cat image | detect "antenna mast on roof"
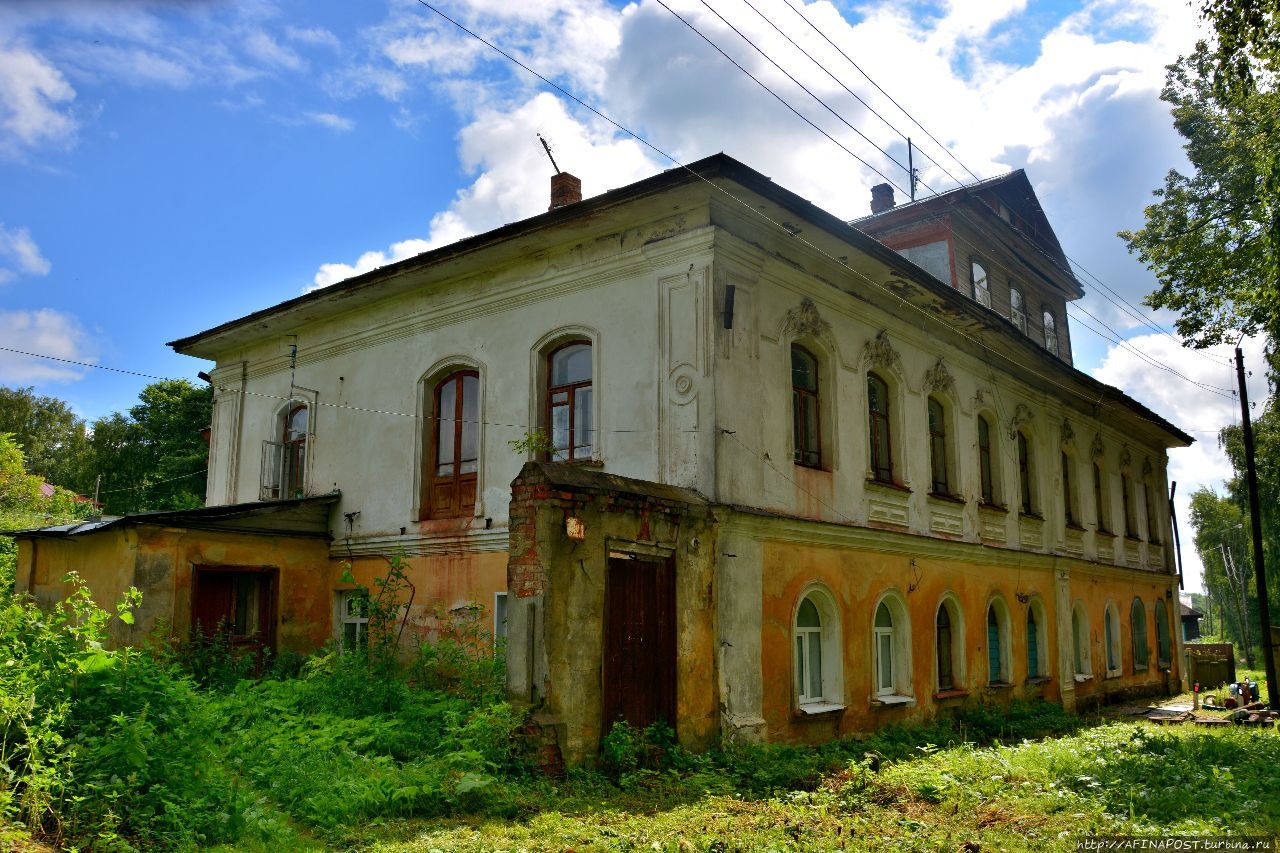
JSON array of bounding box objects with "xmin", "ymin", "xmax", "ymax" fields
[
  {"xmin": 907, "ymin": 137, "xmax": 918, "ymax": 202},
  {"xmin": 537, "ymin": 133, "xmax": 561, "ymax": 174}
]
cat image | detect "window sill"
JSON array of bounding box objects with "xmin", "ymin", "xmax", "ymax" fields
[
  {"xmin": 794, "ymin": 461, "xmax": 830, "ymax": 473},
  {"xmin": 544, "ymin": 457, "xmax": 604, "ymax": 468},
  {"xmin": 1095, "ymin": 529, "xmax": 1116, "ymax": 539},
  {"xmin": 986, "ymin": 681, "xmax": 1014, "ymax": 690},
  {"xmin": 927, "ymin": 491, "xmax": 965, "ymax": 505},
  {"xmin": 1134, "ymin": 665, "xmax": 1149, "ymax": 673},
  {"xmin": 978, "ymin": 502, "xmax": 1008, "ymax": 514},
  {"xmin": 794, "ymin": 701, "xmax": 845, "ymax": 719},
  {"xmin": 933, "ymin": 688, "xmax": 970, "ymax": 700},
  {"xmin": 1073, "ymin": 673, "xmax": 1093, "ymax": 683},
  {"xmin": 872, "ymin": 693, "xmax": 916, "ymax": 708},
  {"xmin": 1065, "ymin": 522, "xmax": 1087, "ymax": 532},
  {"xmin": 866, "ymin": 478, "xmax": 912, "ymax": 494},
  {"xmin": 1019, "ymin": 512, "xmax": 1044, "ymax": 523},
  {"xmin": 1025, "ymin": 676, "xmax": 1053, "ymax": 686},
  {"xmin": 1104, "ymin": 669, "xmax": 1122, "ymax": 680},
  {"xmin": 1124, "ymin": 534, "xmax": 1142, "ymax": 543}
]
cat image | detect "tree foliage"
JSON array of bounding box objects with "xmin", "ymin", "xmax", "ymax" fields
[
  {"xmin": 1120, "ymin": 43, "xmax": 1280, "ymax": 346},
  {"xmin": 0, "ymin": 433, "xmax": 92, "ymax": 593},
  {"xmin": 0, "ymin": 387, "xmax": 90, "ymax": 490}
]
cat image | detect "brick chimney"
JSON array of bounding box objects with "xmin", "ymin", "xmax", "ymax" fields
[
  {"xmin": 549, "ymin": 172, "xmax": 582, "ymax": 210},
  {"xmin": 870, "ymin": 183, "xmax": 895, "ymax": 214}
]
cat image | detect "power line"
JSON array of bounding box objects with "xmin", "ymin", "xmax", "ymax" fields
[
  {"xmin": 653, "ymin": 0, "xmax": 912, "ymax": 197},
  {"xmin": 0, "ymin": 346, "xmax": 172, "ymax": 381},
  {"xmin": 403, "ymin": 0, "xmax": 1205, "ymax": 438},
  {"xmin": 647, "ymin": 1, "xmax": 1238, "ymax": 399}
]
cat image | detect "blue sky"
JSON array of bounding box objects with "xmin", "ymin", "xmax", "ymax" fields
[{"xmin": 0, "ymin": 0, "xmax": 1254, "ymax": 588}]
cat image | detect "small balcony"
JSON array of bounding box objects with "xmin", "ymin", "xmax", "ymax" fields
[{"xmin": 261, "ymin": 440, "xmax": 306, "ymax": 501}]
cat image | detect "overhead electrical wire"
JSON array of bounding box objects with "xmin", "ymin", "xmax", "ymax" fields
[{"xmin": 647, "ymin": 0, "xmax": 1238, "ymax": 396}]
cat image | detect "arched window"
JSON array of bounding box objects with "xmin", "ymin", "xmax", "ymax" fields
[
  {"xmin": 1043, "ymin": 309, "xmax": 1058, "ymax": 356},
  {"xmin": 1154, "ymin": 599, "xmax": 1172, "ymax": 668},
  {"xmin": 928, "ymin": 397, "xmax": 949, "ymax": 495},
  {"xmin": 792, "ymin": 345, "xmax": 821, "ymax": 468},
  {"xmin": 1010, "ymin": 286, "xmax": 1026, "ymax": 334},
  {"xmin": 283, "ymin": 403, "xmax": 308, "ymax": 498},
  {"xmin": 1104, "ymin": 603, "xmax": 1121, "ymax": 675},
  {"xmin": 1131, "ymin": 598, "xmax": 1149, "ymax": 671},
  {"xmin": 874, "ymin": 601, "xmax": 895, "ymax": 695},
  {"xmin": 987, "ymin": 601, "xmax": 1010, "ymax": 685},
  {"xmin": 868, "ymin": 373, "xmax": 893, "ymax": 483},
  {"xmin": 978, "ymin": 414, "xmax": 996, "ymax": 505},
  {"xmin": 1093, "ymin": 461, "xmax": 1109, "ymax": 533},
  {"xmin": 1122, "ymin": 473, "xmax": 1137, "ymax": 538},
  {"xmin": 548, "ymin": 341, "xmax": 592, "ymax": 461},
  {"xmin": 794, "ymin": 587, "xmax": 843, "ymax": 709},
  {"xmin": 1017, "ymin": 431, "xmax": 1035, "ymax": 515},
  {"xmin": 1072, "ymin": 602, "xmax": 1091, "ymax": 677},
  {"xmin": 971, "ymin": 260, "xmax": 991, "ymax": 308},
  {"xmin": 425, "ymin": 370, "xmax": 479, "ymax": 519},
  {"xmin": 1026, "ymin": 601, "xmax": 1048, "ymax": 679},
  {"xmin": 936, "ymin": 597, "xmax": 964, "ymax": 691},
  {"xmin": 1062, "ymin": 452, "xmax": 1077, "ymax": 526}
]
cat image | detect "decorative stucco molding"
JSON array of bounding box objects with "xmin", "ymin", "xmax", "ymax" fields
[
  {"xmin": 1120, "ymin": 445, "xmax": 1132, "ymax": 470},
  {"xmin": 1142, "ymin": 456, "xmax": 1154, "ymax": 478},
  {"xmin": 862, "ymin": 329, "xmax": 902, "ymax": 373},
  {"xmin": 1061, "ymin": 418, "xmax": 1075, "ymax": 449},
  {"xmin": 923, "ymin": 358, "xmax": 955, "ymax": 396},
  {"xmin": 1090, "ymin": 432, "xmax": 1106, "ymax": 461},
  {"xmin": 782, "ymin": 297, "xmax": 831, "ymax": 341},
  {"xmin": 1008, "ymin": 403, "xmax": 1033, "ymax": 440}
]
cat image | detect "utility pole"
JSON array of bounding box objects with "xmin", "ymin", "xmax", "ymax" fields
[{"xmin": 1235, "ymin": 345, "xmax": 1278, "ymax": 710}]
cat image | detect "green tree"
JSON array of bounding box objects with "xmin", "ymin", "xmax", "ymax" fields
[
  {"xmin": 1119, "ymin": 43, "xmax": 1280, "ymax": 346},
  {"xmin": 86, "ymin": 379, "xmax": 211, "ymax": 515},
  {"xmin": 0, "ymin": 433, "xmax": 91, "ymax": 593},
  {"xmin": 1189, "ymin": 487, "xmax": 1257, "ymax": 662},
  {"xmin": 0, "ymin": 386, "xmax": 90, "ymax": 490}
]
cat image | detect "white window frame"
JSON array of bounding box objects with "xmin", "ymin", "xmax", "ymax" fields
[
  {"xmin": 793, "ymin": 586, "xmax": 844, "ymax": 713},
  {"xmin": 971, "ymin": 259, "xmax": 991, "ymax": 309},
  {"xmin": 336, "ymin": 589, "xmax": 369, "ymax": 654},
  {"xmin": 872, "ymin": 591, "xmax": 913, "ymax": 703},
  {"xmin": 1010, "ymin": 285, "xmax": 1027, "ymax": 334}
]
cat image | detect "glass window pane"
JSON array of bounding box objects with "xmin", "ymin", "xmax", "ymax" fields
[
  {"xmin": 791, "ymin": 347, "xmax": 818, "ymax": 391},
  {"xmin": 875, "ymin": 602, "xmax": 892, "ymax": 629},
  {"xmin": 802, "ymin": 396, "xmax": 819, "ymax": 454},
  {"xmin": 809, "ymin": 632, "xmax": 822, "ymax": 698},
  {"xmin": 795, "ymin": 636, "xmax": 804, "ymax": 696},
  {"xmin": 574, "ymin": 386, "xmax": 593, "ymax": 458},
  {"xmin": 551, "ymin": 343, "xmax": 591, "ymax": 385},
  {"xmin": 551, "ymin": 404, "xmax": 570, "ymax": 455},
  {"xmin": 437, "ymin": 379, "xmax": 457, "ymax": 470},
  {"xmin": 987, "ymin": 610, "xmax": 1001, "ymax": 682},
  {"xmin": 287, "ymin": 405, "xmax": 308, "ymax": 440},
  {"xmin": 878, "ymin": 634, "xmax": 893, "ymax": 690},
  {"xmin": 797, "ymin": 598, "xmax": 820, "ymax": 628},
  {"xmin": 460, "ymin": 375, "xmax": 479, "ymax": 470},
  {"xmin": 867, "ymin": 375, "xmax": 886, "ymax": 414}
]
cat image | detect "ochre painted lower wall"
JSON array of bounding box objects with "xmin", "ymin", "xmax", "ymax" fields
[{"xmin": 759, "ymin": 540, "xmax": 1177, "ymax": 744}]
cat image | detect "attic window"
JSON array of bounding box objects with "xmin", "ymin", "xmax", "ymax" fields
[
  {"xmin": 971, "ymin": 261, "xmax": 991, "ymax": 309},
  {"xmin": 1043, "ymin": 309, "xmax": 1058, "ymax": 356},
  {"xmin": 1010, "ymin": 286, "xmax": 1027, "ymax": 334}
]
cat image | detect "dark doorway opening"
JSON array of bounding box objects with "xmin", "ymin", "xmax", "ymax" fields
[
  {"xmin": 191, "ymin": 566, "xmax": 277, "ymax": 656},
  {"xmin": 602, "ymin": 555, "xmax": 676, "ymax": 734}
]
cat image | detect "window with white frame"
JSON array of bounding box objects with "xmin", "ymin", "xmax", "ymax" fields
[
  {"xmin": 971, "ymin": 260, "xmax": 991, "ymax": 309},
  {"xmin": 1072, "ymin": 601, "xmax": 1092, "ymax": 677},
  {"xmin": 793, "ymin": 587, "xmax": 843, "ymax": 710},
  {"xmin": 1131, "ymin": 598, "xmax": 1148, "ymax": 671},
  {"xmin": 493, "ymin": 591, "xmax": 508, "ymax": 643},
  {"xmin": 1104, "ymin": 602, "xmax": 1121, "ymax": 676},
  {"xmin": 1043, "ymin": 309, "xmax": 1059, "ymax": 356},
  {"xmin": 986, "ymin": 599, "xmax": 1011, "ymax": 685},
  {"xmin": 873, "ymin": 593, "xmax": 912, "ymax": 701},
  {"xmin": 1010, "ymin": 285, "xmax": 1027, "ymax": 334},
  {"xmin": 337, "ymin": 589, "xmax": 369, "ymax": 654}
]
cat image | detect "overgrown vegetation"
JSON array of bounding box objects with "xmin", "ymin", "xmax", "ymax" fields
[{"xmin": 3, "ymin": 572, "xmax": 1277, "ymax": 851}]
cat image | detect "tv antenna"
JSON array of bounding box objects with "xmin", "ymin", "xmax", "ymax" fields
[{"xmin": 537, "ymin": 133, "xmax": 561, "ymax": 174}]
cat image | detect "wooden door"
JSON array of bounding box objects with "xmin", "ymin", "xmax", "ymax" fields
[
  {"xmin": 191, "ymin": 567, "xmax": 276, "ymax": 653},
  {"xmin": 602, "ymin": 556, "xmax": 676, "ymax": 733}
]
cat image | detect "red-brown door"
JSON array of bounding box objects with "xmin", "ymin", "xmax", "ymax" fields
[
  {"xmin": 191, "ymin": 567, "xmax": 276, "ymax": 653},
  {"xmin": 602, "ymin": 556, "xmax": 676, "ymax": 734}
]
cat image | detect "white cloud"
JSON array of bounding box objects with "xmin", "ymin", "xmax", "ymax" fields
[
  {"xmin": 286, "ymin": 25, "xmax": 340, "ymax": 50},
  {"xmin": 0, "ymin": 309, "xmax": 93, "ymax": 383},
  {"xmin": 1092, "ymin": 334, "xmax": 1267, "ymax": 592},
  {"xmin": 304, "ymin": 111, "xmax": 354, "ymax": 131},
  {"xmin": 0, "ymin": 223, "xmax": 51, "ymax": 283},
  {"xmin": 243, "ymin": 30, "xmax": 304, "ymax": 71},
  {"xmin": 0, "ymin": 41, "xmax": 76, "ymax": 159}
]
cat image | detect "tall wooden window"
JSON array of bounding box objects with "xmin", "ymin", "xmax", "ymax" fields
[
  {"xmin": 283, "ymin": 404, "xmax": 308, "ymax": 498},
  {"xmin": 425, "ymin": 370, "xmax": 479, "ymax": 519},
  {"xmin": 1145, "ymin": 483, "xmax": 1162, "ymax": 543},
  {"xmin": 1131, "ymin": 598, "xmax": 1148, "ymax": 671},
  {"xmin": 971, "ymin": 260, "xmax": 991, "ymax": 308},
  {"xmin": 791, "ymin": 345, "xmax": 821, "ymax": 468},
  {"xmin": 978, "ymin": 415, "xmax": 995, "ymax": 505},
  {"xmin": 1072, "ymin": 606, "xmax": 1088, "ymax": 676},
  {"xmin": 987, "ymin": 605, "xmax": 1005, "ymax": 684},
  {"xmin": 548, "ymin": 342, "xmax": 592, "ymax": 461},
  {"xmin": 1043, "ymin": 309, "xmax": 1058, "ymax": 356},
  {"xmin": 936, "ymin": 604, "xmax": 954, "ymax": 690},
  {"xmin": 1122, "ymin": 473, "xmax": 1137, "ymax": 538},
  {"xmin": 1062, "ymin": 451, "xmax": 1075, "ymax": 526},
  {"xmin": 1010, "ymin": 286, "xmax": 1027, "ymax": 334},
  {"xmin": 874, "ymin": 601, "xmax": 895, "ymax": 695},
  {"xmin": 1017, "ymin": 431, "xmax": 1034, "ymax": 515},
  {"xmin": 928, "ymin": 397, "xmax": 948, "ymax": 494},
  {"xmin": 1093, "ymin": 461, "xmax": 1108, "ymax": 532},
  {"xmin": 868, "ymin": 373, "xmax": 893, "ymax": 483},
  {"xmin": 1155, "ymin": 599, "xmax": 1171, "ymax": 667}
]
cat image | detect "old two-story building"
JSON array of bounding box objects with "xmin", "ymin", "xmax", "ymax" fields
[{"xmin": 13, "ymin": 154, "xmax": 1189, "ymax": 765}]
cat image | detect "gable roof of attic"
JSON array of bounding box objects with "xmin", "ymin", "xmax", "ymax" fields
[{"xmin": 853, "ymin": 169, "xmax": 1084, "ymax": 300}]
